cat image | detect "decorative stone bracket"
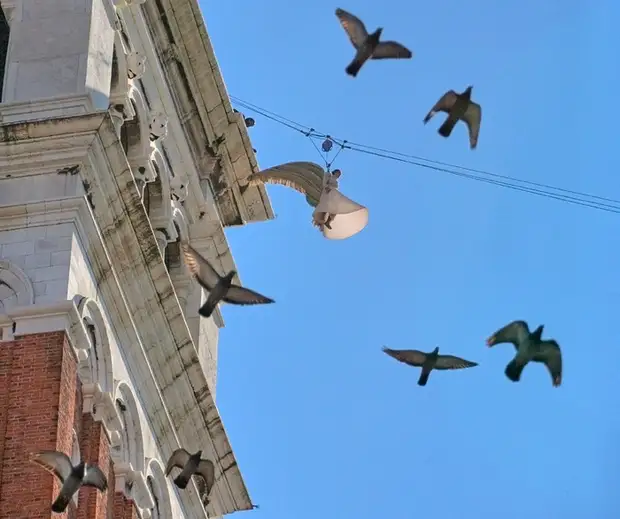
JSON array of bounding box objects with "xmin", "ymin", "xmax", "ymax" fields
[
  {"xmin": 82, "ymin": 382, "xmax": 123, "ymax": 447},
  {"xmin": 114, "ymin": 462, "xmax": 155, "ymax": 518}
]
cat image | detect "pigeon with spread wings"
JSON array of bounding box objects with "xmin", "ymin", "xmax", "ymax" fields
[
  {"xmin": 335, "ymin": 8, "xmax": 412, "ymax": 77},
  {"xmin": 382, "ymin": 346, "xmax": 478, "ymax": 386},
  {"xmin": 486, "ymin": 320, "xmax": 562, "ymax": 387},
  {"xmin": 423, "ymin": 86, "xmax": 482, "ymax": 149},
  {"xmin": 165, "ymin": 448, "xmax": 215, "ymax": 503},
  {"xmin": 31, "ymin": 450, "xmax": 107, "ymax": 513},
  {"xmin": 182, "ymin": 242, "xmax": 274, "ymax": 318}
]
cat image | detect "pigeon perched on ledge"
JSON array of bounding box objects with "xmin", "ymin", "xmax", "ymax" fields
[
  {"xmin": 486, "ymin": 320, "xmax": 562, "ymax": 387},
  {"xmin": 30, "ymin": 450, "xmax": 107, "ymax": 513},
  {"xmin": 165, "ymin": 448, "xmax": 215, "ymax": 496},
  {"xmin": 335, "ymin": 8, "xmax": 412, "ymax": 77},
  {"xmin": 423, "ymin": 86, "xmax": 482, "ymax": 149},
  {"xmin": 382, "ymin": 346, "xmax": 478, "ymax": 386},
  {"xmin": 181, "ymin": 242, "xmax": 275, "ymax": 318}
]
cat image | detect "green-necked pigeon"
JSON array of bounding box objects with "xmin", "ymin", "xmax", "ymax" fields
[
  {"xmin": 486, "ymin": 320, "xmax": 562, "ymax": 387},
  {"xmin": 423, "ymin": 86, "xmax": 482, "ymax": 149}
]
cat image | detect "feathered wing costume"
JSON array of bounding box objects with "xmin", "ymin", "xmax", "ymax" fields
[{"xmin": 246, "ymin": 161, "xmax": 368, "ymax": 240}]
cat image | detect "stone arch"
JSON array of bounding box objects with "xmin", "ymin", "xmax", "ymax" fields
[
  {"xmin": 71, "ymin": 429, "xmax": 80, "ymax": 506},
  {"xmin": 0, "ymin": 260, "xmax": 34, "ymax": 312},
  {"xmin": 145, "ymin": 458, "xmax": 173, "ymax": 519},
  {"xmin": 112, "ymin": 380, "xmax": 145, "ymax": 474},
  {"xmin": 74, "ymin": 295, "xmax": 114, "ymax": 394}
]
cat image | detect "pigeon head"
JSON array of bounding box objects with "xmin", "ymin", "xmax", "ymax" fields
[
  {"xmin": 531, "ymin": 325, "xmax": 544, "ymax": 341},
  {"xmin": 431, "ymin": 346, "xmax": 439, "ymax": 354},
  {"xmin": 369, "ymin": 28, "xmax": 383, "ymax": 41},
  {"xmin": 462, "ymin": 86, "xmax": 473, "ymax": 99},
  {"xmin": 223, "ymin": 271, "xmax": 236, "ymax": 283},
  {"xmin": 193, "ymin": 450, "xmax": 203, "ymax": 458}
]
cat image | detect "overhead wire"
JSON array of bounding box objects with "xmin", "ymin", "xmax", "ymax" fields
[{"xmin": 230, "ymin": 95, "xmax": 620, "ymax": 214}]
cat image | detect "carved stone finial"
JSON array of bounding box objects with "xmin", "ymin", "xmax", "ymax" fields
[
  {"xmin": 127, "ymin": 51, "xmax": 147, "ymax": 80},
  {"xmin": 170, "ymin": 175, "xmax": 188, "ymax": 202},
  {"xmin": 148, "ymin": 111, "xmax": 168, "ymax": 143}
]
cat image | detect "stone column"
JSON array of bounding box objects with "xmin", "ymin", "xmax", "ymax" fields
[{"xmin": 1, "ymin": 0, "xmax": 116, "ymax": 117}]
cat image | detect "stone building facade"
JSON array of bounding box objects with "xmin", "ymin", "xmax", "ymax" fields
[{"xmin": 0, "ymin": 1, "xmax": 273, "ymax": 518}]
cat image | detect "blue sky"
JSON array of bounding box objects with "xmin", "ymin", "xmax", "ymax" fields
[{"xmin": 201, "ymin": 1, "xmax": 619, "ymax": 518}]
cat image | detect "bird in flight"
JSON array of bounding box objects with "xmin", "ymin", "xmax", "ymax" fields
[
  {"xmin": 486, "ymin": 320, "xmax": 562, "ymax": 387},
  {"xmin": 335, "ymin": 8, "xmax": 412, "ymax": 77},
  {"xmin": 423, "ymin": 86, "xmax": 482, "ymax": 149},
  {"xmin": 182, "ymin": 242, "xmax": 275, "ymax": 318},
  {"xmin": 382, "ymin": 346, "xmax": 478, "ymax": 386},
  {"xmin": 165, "ymin": 448, "xmax": 215, "ymax": 501},
  {"xmin": 30, "ymin": 450, "xmax": 107, "ymax": 513}
]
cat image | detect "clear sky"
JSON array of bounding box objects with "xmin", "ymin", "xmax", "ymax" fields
[{"xmin": 201, "ymin": 1, "xmax": 619, "ymax": 518}]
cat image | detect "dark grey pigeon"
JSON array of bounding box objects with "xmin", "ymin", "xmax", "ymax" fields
[
  {"xmin": 423, "ymin": 86, "xmax": 482, "ymax": 149},
  {"xmin": 382, "ymin": 346, "xmax": 478, "ymax": 386},
  {"xmin": 182, "ymin": 242, "xmax": 275, "ymax": 318},
  {"xmin": 486, "ymin": 320, "xmax": 562, "ymax": 387},
  {"xmin": 335, "ymin": 8, "xmax": 412, "ymax": 77},
  {"xmin": 31, "ymin": 450, "xmax": 107, "ymax": 513},
  {"xmin": 165, "ymin": 448, "xmax": 215, "ymax": 498}
]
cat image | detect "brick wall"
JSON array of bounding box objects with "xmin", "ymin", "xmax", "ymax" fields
[{"xmin": 0, "ymin": 332, "xmax": 139, "ymax": 519}]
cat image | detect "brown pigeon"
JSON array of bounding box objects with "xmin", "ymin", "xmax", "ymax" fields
[
  {"xmin": 486, "ymin": 320, "xmax": 562, "ymax": 387},
  {"xmin": 31, "ymin": 450, "xmax": 107, "ymax": 513},
  {"xmin": 181, "ymin": 242, "xmax": 274, "ymax": 318},
  {"xmin": 165, "ymin": 448, "xmax": 215, "ymax": 499},
  {"xmin": 335, "ymin": 8, "xmax": 412, "ymax": 77},
  {"xmin": 382, "ymin": 346, "xmax": 478, "ymax": 386},
  {"xmin": 423, "ymin": 86, "xmax": 482, "ymax": 149}
]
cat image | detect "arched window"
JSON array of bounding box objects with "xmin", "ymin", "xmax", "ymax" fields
[
  {"xmin": 147, "ymin": 475, "xmax": 161, "ymax": 519},
  {"xmin": 0, "ymin": 7, "xmax": 9, "ymax": 102}
]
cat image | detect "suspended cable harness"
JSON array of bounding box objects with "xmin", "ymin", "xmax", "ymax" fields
[{"xmin": 233, "ymin": 95, "xmax": 620, "ymax": 219}]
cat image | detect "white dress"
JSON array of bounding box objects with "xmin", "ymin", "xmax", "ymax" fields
[{"xmin": 312, "ymin": 172, "xmax": 369, "ymax": 240}]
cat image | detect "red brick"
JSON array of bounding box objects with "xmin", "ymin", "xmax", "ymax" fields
[
  {"xmin": 0, "ymin": 332, "xmax": 77, "ymax": 519},
  {"xmin": 112, "ymin": 488, "xmax": 139, "ymax": 519},
  {"xmin": 77, "ymin": 414, "xmax": 110, "ymax": 519}
]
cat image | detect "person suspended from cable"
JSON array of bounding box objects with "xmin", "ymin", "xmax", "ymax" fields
[{"xmin": 245, "ymin": 162, "xmax": 368, "ymax": 240}]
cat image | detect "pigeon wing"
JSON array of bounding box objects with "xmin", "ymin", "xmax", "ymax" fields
[
  {"xmin": 371, "ymin": 41, "xmax": 412, "ymax": 60},
  {"xmin": 434, "ymin": 355, "xmax": 478, "ymax": 370},
  {"xmin": 221, "ymin": 284, "xmax": 275, "ymax": 306},
  {"xmin": 335, "ymin": 8, "xmax": 369, "ymax": 49},
  {"xmin": 196, "ymin": 459, "xmax": 216, "ymax": 494},
  {"xmin": 31, "ymin": 450, "xmax": 74, "ymax": 483},
  {"xmin": 181, "ymin": 243, "xmax": 221, "ymax": 291},
  {"xmin": 533, "ymin": 340, "xmax": 562, "ymax": 387},
  {"xmin": 423, "ymin": 91, "xmax": 458, "ymax": 123},
  {"xmin": 487, "ymin": 320, "xmax": 530, "ymax": 349},
  {"xmin": 83, "ymin": 465, "xmax": 108, "ymax": 491},
  {"xmin": 382, "ymin": 347, "xmax": 427, "ymax": 367},
  {"xmin": 463, "ymin": 102, "xmax": 482, "ymax": 149},
  {"xmin": 165, "ymin": 448, "xmax": 191, "ymax": 476}
]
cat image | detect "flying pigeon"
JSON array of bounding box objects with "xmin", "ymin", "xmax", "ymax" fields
[
  {"xmin": 335, "ymin": 8, "xmax": 412, "ymax": 77},
  {"xmin": 486, "ymin": 320, "xmax": 562, "ymax": 387},
  {"xmin": 165, "ymin": 448, "xmax": 215, "ymax": 497},
  {"xmin": 181, "ymin": 242, "xmax": 275, "ymax": 318},
  {"xmin": 30, "ymin": 450, "xmax": 107, "ymax": 513},
  {"xmin": 423, "ymin": 86, "xmax": 482, "ymax": 149},
  {"xmin": 382, "ymin": 346, "xmax": 478, "ymax": 386}
]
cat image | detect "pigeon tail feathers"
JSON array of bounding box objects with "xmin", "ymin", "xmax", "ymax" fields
[
  {"xmin": 505, "ymin": 359, "xmax": 525, "ymax": 382},
  {"xmin": 198, "ymin": 300, "xmax": 218, "ymax": 318},
  {"xmin": 174, "ymin": 473, "xmax": 191, "ymax": 489},
  {"xmin": 438, "ymin": 116, "xmax": 458, "ymax": 138},
  {"xmin": 345, "ymin": 59, "xmax": 363, "ymax": 77},
  {"xmin": 51, "ymin": 492, "xmax": 72, "ymax": 513},
  {"xmin": 417, "ymin": 370, "xmax": 430, "ymax": 386}
]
